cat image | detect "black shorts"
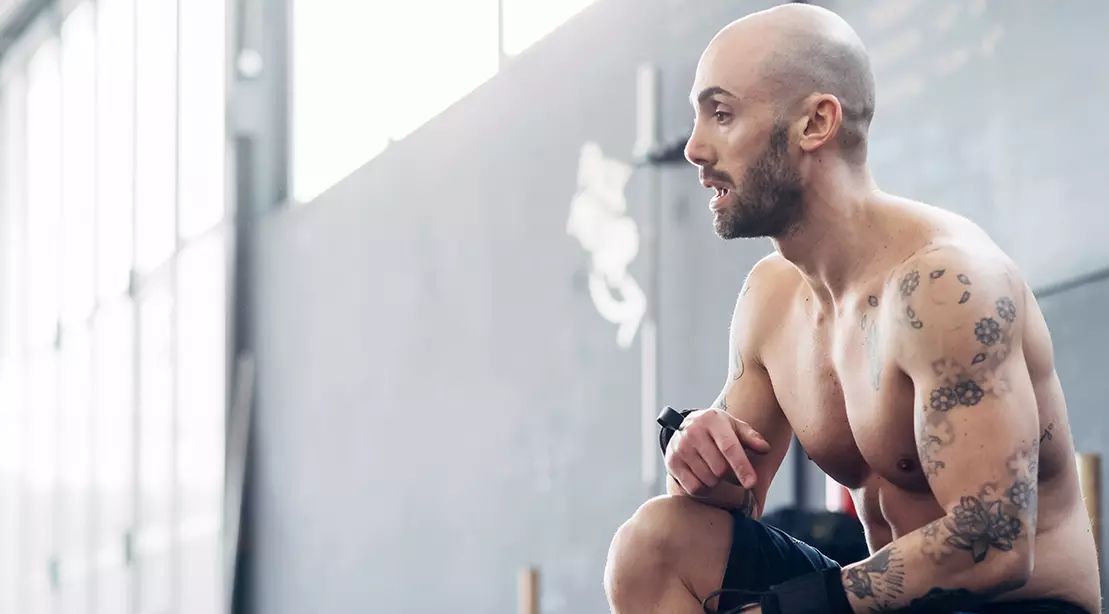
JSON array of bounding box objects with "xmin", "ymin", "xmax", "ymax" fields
[{"xmin": 712, "ymin": 510, "xmax": 1090, "ymax": 614}]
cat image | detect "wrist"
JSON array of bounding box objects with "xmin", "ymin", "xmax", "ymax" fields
[
  {"xmin": 760, "ymin": 567, "xmax": 853, "ymax": 614},
  {"xmin": 656, "ymin": 406, "xmax": 695, "ymax": 454}
]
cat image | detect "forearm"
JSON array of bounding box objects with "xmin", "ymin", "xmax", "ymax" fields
[
  {"xmin": 666, "ymin": 474, "xmax": 760, "ymax": 518},
  {"xmin": 841, "ymin": 512, "xmax": 1032, "ymax": 613}
]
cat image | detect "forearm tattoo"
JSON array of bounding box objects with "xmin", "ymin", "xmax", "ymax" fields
[
  {"xmin": 843, "ymin": 545, "xmax": 907, "ymax": 604},
  {"xmin": 921, "ymin": 441, "xmax": 1038, "ymax": 566},
  {"xmin": 851, "ymin": 444, "xmax": 1037, "ymax": 612}
]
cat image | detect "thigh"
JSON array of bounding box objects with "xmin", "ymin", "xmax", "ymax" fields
[{"xmin": 713, "ymin": 512, "xmax": 841, "ymax": 613}]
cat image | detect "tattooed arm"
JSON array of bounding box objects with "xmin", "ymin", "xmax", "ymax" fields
[
  {"xmin": 842, "ymin": 251, "xmax": 1039, "ymax": 613},
  {"xmin": 665, "ymin": 258, "xmax": 793, "ymax": 517}
]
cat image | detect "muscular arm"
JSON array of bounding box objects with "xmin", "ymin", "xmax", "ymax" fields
[
  {"xmin": 666, "ymin": 266, "xmax": 793, "ymax": 518},
  {"xmin": 841, "ymin": 251, "xmax": 1039, "ymax": 612}
]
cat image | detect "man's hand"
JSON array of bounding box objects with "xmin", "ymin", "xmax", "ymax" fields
[{"xmin": 665, "ymin": 408, "xmax": 771, "ymax": 495}]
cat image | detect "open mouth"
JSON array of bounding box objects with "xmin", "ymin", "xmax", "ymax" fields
[{"xmin": 714, "ymin": 187, "xmax": 730, "ymax": 199}]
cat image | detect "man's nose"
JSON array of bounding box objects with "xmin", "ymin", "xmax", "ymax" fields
[{"xmin": 684, "ymin": 127, "xmax": 715, "ymax": 167}]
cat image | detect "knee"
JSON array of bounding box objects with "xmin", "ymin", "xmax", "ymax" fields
[{"xmin": 604, "ymin": 496, "xmax": 732, "ymax": 608}]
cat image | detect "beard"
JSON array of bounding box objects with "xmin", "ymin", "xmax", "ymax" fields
[{"xmin": 713, "ymin": 123, "xmax": 804, "ymax": 240}]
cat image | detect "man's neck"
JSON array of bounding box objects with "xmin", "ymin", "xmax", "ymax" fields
[{"xmin": 772, "ymin": 165, "xmax": 889, "ymax": 303}]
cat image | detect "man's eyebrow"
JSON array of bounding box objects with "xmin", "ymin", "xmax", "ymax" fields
[{"xmin": 691, "ymin": 86, "xmax": 737, "ymax": 106}]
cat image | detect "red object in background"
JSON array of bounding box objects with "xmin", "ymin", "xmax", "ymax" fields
[
  {"xmin": 840, "ymin": 486, "xmax": 857, "ymax": 518},
  {"xmin": 825, "ymin": 476, "xmax": 858, "ymax": 518}
]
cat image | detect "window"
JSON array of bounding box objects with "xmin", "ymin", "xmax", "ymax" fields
[
  {"xmin": 91, "ymin": 296, "xmax": 134, "ymax": 614},
  {"xmin": 136, "ymin": 282, "xmax": 174, "ymax": 614},
  {"xmin": 2, "ymin": 74, "xmax": 26, "ymax": 359},
  {"xmin": 58, "ymin": 327, "xmax": 92, "ymax": 614},
  {"xmin": 96, "ymin": 0, "xmax": 136, "ymax": 299},
  {"xmin": 24, "ymin": 351, "xmax": 57, "ymax": 601},
  {"xmin": 134, "ymin": 0, "xmax": 177, "ymax": 271},
  {"xmin": 176, "ymin": 234, "xmax": 225, "ymax": 523},
  {"xmin": 25, "ymin": 40, "xmax": 61, "ymax": 347},
  {"xmin": 0, "ymin": 1, "xmax": 228, "ymax": 611},
  {"xmin": 291, "ymin": 0, "xmax": 498, "ymax": 203},
  {"xmin": 175, "ymin": 232, "xmax": 225, "ymax": 614},
  {"xmin": 61, "ymin": 3, "xmax": 96, "ymax": 324},
  {"xmin": 178, "ymin": 0, "xmax": 226, "ymax": 239},
  {"xmin": 0, "ymin": 363, "xmax": 24, "ymax": 614},
  {"xmin": 1, "ymin": 55, "xmax": 27, "ymax": 614}
]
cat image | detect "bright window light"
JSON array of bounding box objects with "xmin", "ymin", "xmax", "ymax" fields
[
  {"xmin": 58, "ymin": 327, "xmax": 91, "ymax": 557},
  {"xmin": 25, "ymin": 40, "xmax": 61, "ymax": 347},
  {"xmin": 134, "ymin": 0, "xmax": 177, "ymax": 271},
  {"xmin": 175, "ymin": 234, "xmax": 225, "ymax": 517},
  {"xmin": 25, "ymin": 351, "xmax": 57, "ymax": 574},
  {"xmin": 61, "ymin": 3, "xmax": 97, "ymax": 324},
  {"xmin": 2, "ymin": 74, "xmax": 26, "ymax": 359},
  {"xmin": 178, "ymin": 0, "xmax": 226, "ymax": 239},
  {"xmin": 501, "ymin": 0, "xmax": 598, "ymax": 56},
  {"xmin": 96, "ymin": 0, "xmax": 136, "ymax": 299},
  {"xmin": 92, "ymin": 298, "xmax": 134, "ymax": 542},
  {"xmin": 136, "ymin": 284, "xmax": 173, "ymax": 613},
  {"xmin": 291, "ymin": 0, "xmax": 498, "ymax": 203}
]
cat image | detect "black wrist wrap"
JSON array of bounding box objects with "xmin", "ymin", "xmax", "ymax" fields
[
  {"xmin": 759, "ymin": 567, "xmax": 853, "ymax": 614},
  {"xmin": 656, "ymin": 406, "xmax": 693, "ymax": 455}
]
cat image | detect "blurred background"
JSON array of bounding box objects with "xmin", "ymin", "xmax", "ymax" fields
[{"xmin": 0, "ymin": 0, "xmax": 1106, "ymax": 613}]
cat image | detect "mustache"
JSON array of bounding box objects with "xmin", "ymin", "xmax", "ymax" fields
[{"xmin": 702, "ymin": 168, "xmax": 735, "ymax": 186}]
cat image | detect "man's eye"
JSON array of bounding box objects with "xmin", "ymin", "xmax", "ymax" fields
[{"xmin": 713, "ymin": 111, "xmax": 731, "ymax": 123}]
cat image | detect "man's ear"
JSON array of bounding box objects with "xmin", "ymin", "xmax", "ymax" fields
[{"xmin": 797, "ymin": 94, "xmax": 842, "ymax": 153}]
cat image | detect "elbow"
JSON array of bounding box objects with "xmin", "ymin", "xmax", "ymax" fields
[{"xmin": 991, "ymin": 549, "xmax": 1033, "ymax": 594}]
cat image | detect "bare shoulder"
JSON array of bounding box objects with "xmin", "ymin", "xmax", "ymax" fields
[
  {"xmin": 730, "ymin": 251, "xmax": 803, "ymax": 352},
  {"xmin": 890, "ymin": 240, "xmax": 1024, "ymax": 308},
  {"xmin": 887, "ymin": 240, "xmax": 1030, "ymax": 366}
]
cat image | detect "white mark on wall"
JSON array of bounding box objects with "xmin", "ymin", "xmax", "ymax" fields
[{"xmin": 566, "ymin": 141, "xmax": 645, "ymax": 349}]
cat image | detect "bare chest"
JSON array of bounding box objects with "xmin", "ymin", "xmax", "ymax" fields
[{"xmin": 765, "ymin": 300, "xmax": 930, "ymax": 495}]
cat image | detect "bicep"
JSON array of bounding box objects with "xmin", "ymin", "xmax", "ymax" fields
[
  {"xmin": 913, "ymin": 353, "xmax": 1040, "ymax": 509},
  {"xmin": 715, "ymin": 280, "xmax": 790, "ymax": 447},
  {"xmin": 897, "ymin": 255, "xmax": 1040, "ymax": 560},
  {"xmin": 715, "ymin": 355, "xmax": 792, "ymax": 500},
  {"xmin": 712, "ymin": 262, "xmax": 792, "ymax": 499}
]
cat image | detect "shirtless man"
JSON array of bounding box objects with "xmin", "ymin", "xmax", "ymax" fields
[{"xmin": 604, "ymin": 5, "xmax": 1100, "ymax": 614}]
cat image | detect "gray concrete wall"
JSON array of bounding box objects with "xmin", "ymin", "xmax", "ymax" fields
[
  {"xmin": 249, "ymin": 2, "xmax": 787, "ymax": 613},
  {"xmin": 820, "ymin": 0, "xmax": 1109, "ymax": 581},
  {"xmin": 820, "ymin": 0, "xmax": 1109, "ymax": 288},
  {"xmin": 1039, "ymin": 276, "xmax": 1109, "ymax": 590},
  {"xmin": 248, "ymin": 1, "xmax": 1109, "ymax": 612}
]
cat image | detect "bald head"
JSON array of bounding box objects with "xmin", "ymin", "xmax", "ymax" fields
[
  {"xmin": 684, "ymin": 5, "xmax": 878, "ymax": 240},
  {"xmin": 700, "ymin": 4, "xmax": 875, "ymax": 160}
]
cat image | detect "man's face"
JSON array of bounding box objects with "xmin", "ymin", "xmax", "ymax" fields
[{"xmin": 684, "ymin": 56, "xmax": 804, "ymax": 239}]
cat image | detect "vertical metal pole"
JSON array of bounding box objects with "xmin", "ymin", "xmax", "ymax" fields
[{"xmin": 635, "ymin": 64, "xmax": 661, "ymax": 494}]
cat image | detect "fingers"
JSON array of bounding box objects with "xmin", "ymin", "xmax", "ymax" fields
[
  {"xmin": 666, "ymin": 448, "xmax": 706, "ymax": 495},
  {"xmin": 682, "ymin": 448, "xmax": 719, "ymax": 491},
  {"xmin": 709, "ymin": 427, "xmax": 757, "ymax": 489},
  {"xmin": 732, "ymin": 420, "xmax": 771, "ymax": 454},
  {"xmin": 667, "ymin": 410, "xmax": 760, "ymax": 494}
]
